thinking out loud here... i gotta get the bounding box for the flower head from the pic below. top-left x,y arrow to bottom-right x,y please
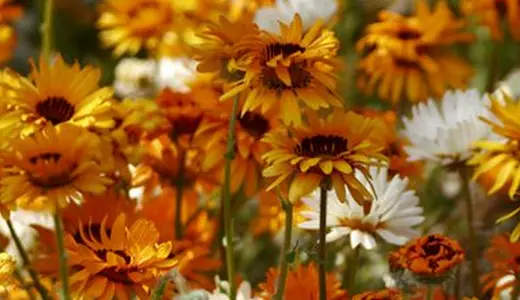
254,0 -> 338,34
481,234 -> 520,297
469,94 -> 520,199
356,0 -> 474,104
97,0 -> 176,56
263,110 -> 385,203
113,58 -> 158,99
224,14 -> 341,125
258,263 -> 347,300
462,0 -> 520,40
402,89 -> 494,166
0,55 -> 114,137
0,252 -> 16,289
299,166 -> 424,249
0,124 -> 112,211
389,234 -> 465,284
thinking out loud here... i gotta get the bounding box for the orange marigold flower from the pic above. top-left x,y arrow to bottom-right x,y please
481,234 -> 520,297
352,289 -> 402,300
389,234 -> 465,284
258,263 -> 347,300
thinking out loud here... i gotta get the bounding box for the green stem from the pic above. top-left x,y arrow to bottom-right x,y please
174,150 -> 186,240
453,267 -> 461,300
274,201 -> 293,300
53,212 -> 71,300
319,186 -> 328,300
346,246 -> 360,294
5,219 -> 50,300
426,285 -> 434,300
222,96 -> 240,300
41,0 -> 54,59
460,168 -> 481,297
486,41 -> 501,92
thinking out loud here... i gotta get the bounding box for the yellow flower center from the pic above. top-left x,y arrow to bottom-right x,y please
397,28 -> 422,41
238,111 -> 270,139
36,97 -> 75,125
295,135 -> 348,158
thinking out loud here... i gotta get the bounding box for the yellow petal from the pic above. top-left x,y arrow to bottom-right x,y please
319,160 -> 333,175
489,160 -> 517,194
300,157 -> 321,172
333,160 -> 353,174
288,173 -> 322,203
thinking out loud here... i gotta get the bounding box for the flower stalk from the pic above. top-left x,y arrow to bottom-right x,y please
426,285 -> 434,300
54,211 -> 71,300
5,219 -> 50,300
319,185 -> 328,300
222,95 -> 240,300
41,0 -> 54,59
274,200 -> 293,300
459,167 -> 481,297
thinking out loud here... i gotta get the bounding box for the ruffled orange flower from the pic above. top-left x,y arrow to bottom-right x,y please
481,234 -> 520,297
258,263 -> 347,300
356,0 -> 474,104
262,109 -> 385,203
352,289 -> 402,300
389,234 -> 464,283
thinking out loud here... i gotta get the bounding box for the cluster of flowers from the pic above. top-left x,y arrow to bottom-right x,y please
0,0 -> 518,299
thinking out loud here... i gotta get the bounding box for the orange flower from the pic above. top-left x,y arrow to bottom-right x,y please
352,289 -> 402,300
258,263 -> 347,300
481,234 -> 520,297
389,234 -> 464,283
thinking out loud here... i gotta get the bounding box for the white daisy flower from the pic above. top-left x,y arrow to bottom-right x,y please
155,57 -> 198,93
254,0 -> 338,34
299,166 -> 424,250
114,58 -> 158,99
402,89 -> 495,165
207,277 -> 260,300
495,68 -> 520,101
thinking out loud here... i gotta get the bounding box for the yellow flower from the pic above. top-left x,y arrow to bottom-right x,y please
0,24 -> 16,64
356,0 -> 474,104
0,55 -> 114,137
97,0 -> 176,56
469,95 -> 520,199
222,14 -> 341,125
262,110 -> 385,203
0,252 -> 16,290
462,0 -> 520,40
0,124 -> 113,211
258,263 -> 347,300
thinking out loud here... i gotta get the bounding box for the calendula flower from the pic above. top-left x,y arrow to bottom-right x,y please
389,234 -> 465,284
352,289 -> 402,300
357,0 -> 474,104
254,0 -> 338,34
462,0 -> 520,40
258,263 -> 347,299
194,97 -> 280,196
403,89 -> 494,166
194,16 -> 260,81
481,234 -> 520,297
97,0 -> 176,56
0,124 -> 112,211
251,191 -> 307,236
469,94 -> 520,199
113,58 -> 158,99
224,14 -> 341,125
0,253 -> 16,290
0,55 -> 114,137
299,166 -> 424,249
263,110 -> 385,203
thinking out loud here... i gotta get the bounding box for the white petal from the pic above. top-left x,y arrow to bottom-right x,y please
325,227 -> 351,243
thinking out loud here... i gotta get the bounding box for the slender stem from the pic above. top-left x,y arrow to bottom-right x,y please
346,246 -> 360,294
319,186 -> 328,300
459,167 -> 481,297
486,40 -> 501,92
222,96 -> 240,300
274,201 -> 293,300
53,212 -> 71,300
5,219 -> 50,300
453,267 -> 461,300
41,0 -> 54,59
426,285 -> 434,300
174,150 -> 186,240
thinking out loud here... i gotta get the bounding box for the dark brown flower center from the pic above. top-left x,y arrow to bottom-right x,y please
495,0 -> 507,16
397,28 -> 422,40
36,97 -> 75,125
172,116 -> 202,137
29,152 -> 62,164
27,152 -> 74,188
295,135 -> 348,157
238,112 -> 270,139
261,64 -> 312,90
264,43 -> 305,61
